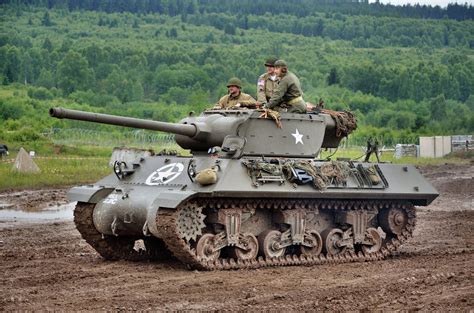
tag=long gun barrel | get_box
[49,107,197,137]
[49,107,353,157]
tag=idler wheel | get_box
[322,228,347,256]
[361,227,383,254]
[196,233,220,262]
[231,233,259,261]
[299,230,323,256]
[258,230,286,258]
[74,202,171,261]
[379,207,408,235]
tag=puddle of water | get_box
[0,202,77,222]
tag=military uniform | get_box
[257,72,279,103]
[257,57,279,103]
[214,77,257,110]
[364,138,380,162]
[215,92,257,110]
[266,60,306,114]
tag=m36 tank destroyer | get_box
[50,107,438,270]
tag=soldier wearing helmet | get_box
[265,60,306,114]
[213,77,257,110]
[257,57,279,104]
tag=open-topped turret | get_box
[50,107,354,157]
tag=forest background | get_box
[0,0,473,154]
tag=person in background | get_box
[213,77,257,110]
[265,60,306,114]
[364,137,380,162]
[0,144,9,159]
[257,57,279,104]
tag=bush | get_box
[69,90,120,107]
[0,99,25,120]
[27,87,54,100]
[9,128,44,142]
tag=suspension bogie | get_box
[180,198,413,268]
[74,198,416,270]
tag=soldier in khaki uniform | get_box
[257,57,279,104]
[265,60,306,114]
[213,77,257,110]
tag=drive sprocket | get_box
[175,203,206,242]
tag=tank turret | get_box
[50,107,353,157]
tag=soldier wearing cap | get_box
[265,60,306,114]
[257,57,279,104]
[213,77,257,110]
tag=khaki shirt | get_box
[257,73,279,103]
[215,92,257,110]
[267,71,303,109]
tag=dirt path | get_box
[0,164,473,310]
[0,188,68,211]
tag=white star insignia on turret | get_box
[292,129,304,145]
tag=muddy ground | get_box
[0,164,473,310]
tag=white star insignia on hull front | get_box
[145,163,184,185]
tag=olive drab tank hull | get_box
[50,107,438,270]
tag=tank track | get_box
[156,198,416,270]
[74,202,171,261]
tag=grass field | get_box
[0,157,110,190]
[320,147,473,165]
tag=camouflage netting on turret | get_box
[320,109,357,138]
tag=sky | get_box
[368,0,473,7]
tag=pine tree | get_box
[41,11,52,27]
[327,67,340,85]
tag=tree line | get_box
[5,0,474,20]
[1,9,471,103]
[187,11,473,48]
[0,3,473,147]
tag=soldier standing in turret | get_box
[264,60,307,114]
[213,77,257,110]
[257,57,279,104]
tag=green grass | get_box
[320,148,472,165]
[4,142,116,158]
[0,142,186,190]
[0,157,110,190]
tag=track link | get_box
[156,198,416,270]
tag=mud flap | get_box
[68,185,115,203]
[146,190,197,238]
